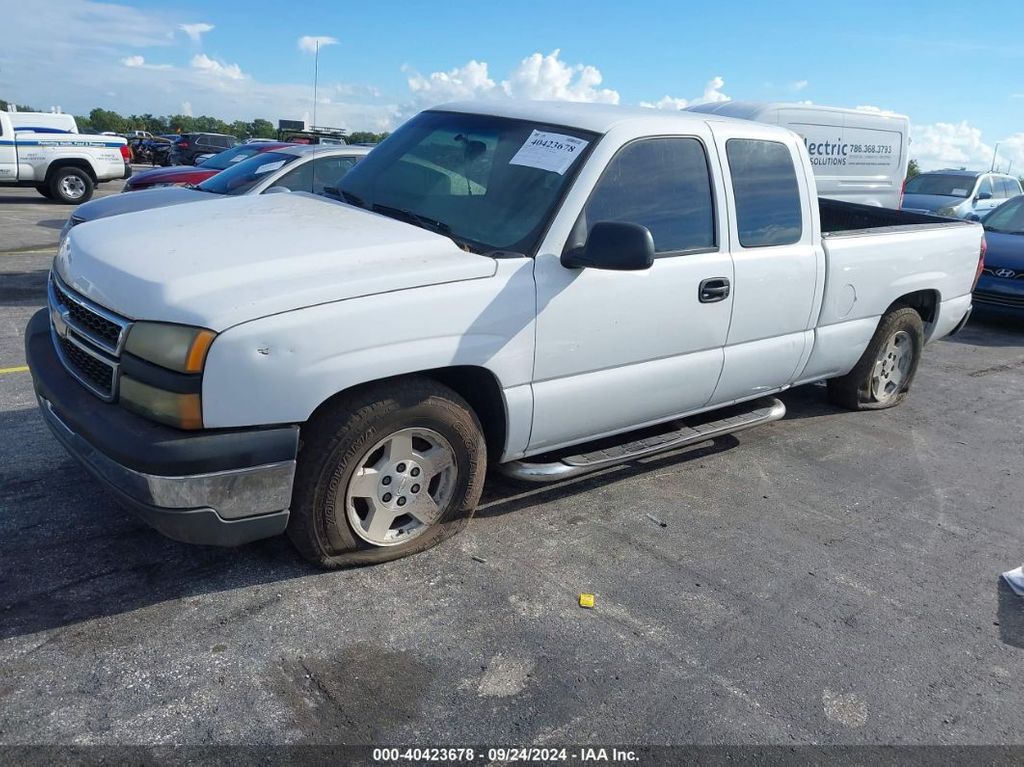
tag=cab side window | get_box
[581,137,716,255]
[725,139,802,248]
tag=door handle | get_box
[699,277,730,303]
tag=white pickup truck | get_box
[0,112,131,203]
[26,102,982,567]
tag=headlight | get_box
[120,322,216,430]
[125,322,216,373]
[120,377,203,430]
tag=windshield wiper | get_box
[340,190,365,208]
[372,203,452,236]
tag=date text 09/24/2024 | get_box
[372,747,640,762]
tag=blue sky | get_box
[3,0,1023,169]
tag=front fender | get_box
[201,259,536,429]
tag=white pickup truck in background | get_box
[0,111,130,203]
[26,102,982,567]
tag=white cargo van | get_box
[687,102,910,208]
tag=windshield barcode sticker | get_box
[509,130,588,175]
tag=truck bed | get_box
[819,197,970,236]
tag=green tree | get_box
[249,118,275,139]
[88,108,128,133]
[906,159,921,180]
[346,131,389,145]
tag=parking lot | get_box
[1,184,1023,746]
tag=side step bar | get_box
[498,397,786,483]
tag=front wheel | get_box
[827,307,924,410]
[35,184,53,199]
[288,378,486,568]
[49,167,94,204]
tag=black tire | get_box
[35,184,53,199]
[827,307,924,410]
[288,378,487,568]
[49,167,94,205]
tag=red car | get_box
[123,142,294,191]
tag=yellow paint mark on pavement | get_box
[0,366,30,374]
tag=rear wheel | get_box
[827,307,924,410]
[49,167,94,204]
[288,378,486,568]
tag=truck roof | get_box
[435,99,787,137]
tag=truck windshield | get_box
[904,174,974,198]
[197,151,300,195]
[337,111,598,254]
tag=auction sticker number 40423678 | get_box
[509,130,590,175]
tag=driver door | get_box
[529,131,734,453]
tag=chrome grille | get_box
[48,271,131,401]
[974,291,1024,309]
[56,333,115,393]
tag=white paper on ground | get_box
[509,130,589,175]
[1002,565,1024,596]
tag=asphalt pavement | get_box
[1,186,1023,747]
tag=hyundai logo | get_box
[994,268,1017,279]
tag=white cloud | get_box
[639,95,691,111]
[181,101,193,117]
[179,22,214,43]
[405,59,497,101]
[404,50,619,109]
[501,50,619,103]
[120,54,170,70]
[911,120,1024,173]
[190,53,246,80]
[640,76,731,110]
[791,79,809,91]
[298,35,339,54]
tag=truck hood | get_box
[57,192,497,330]
[74,187,212,224]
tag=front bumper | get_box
[973,275,1024,317]
[25,309,298,546]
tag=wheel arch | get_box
[45,158,99,184]
[886,289,939,330]
[305,366,510,461]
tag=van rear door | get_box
[780,107,908,208]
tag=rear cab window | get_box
[725,139,803,247]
